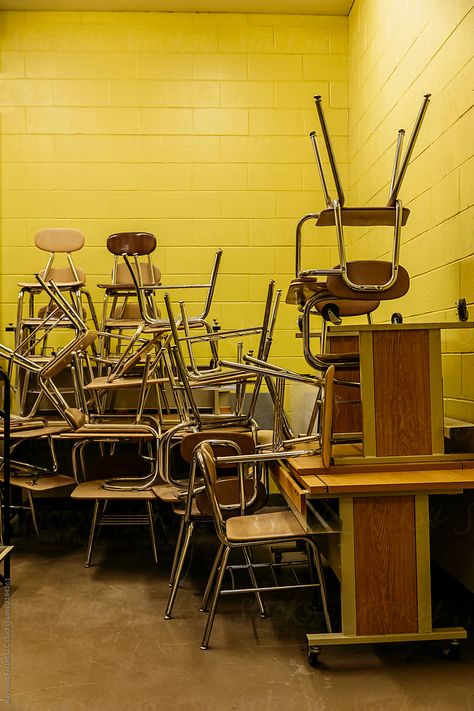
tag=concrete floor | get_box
[2,499,474,711]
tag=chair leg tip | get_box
[164,614,171,620]
[200,645,208,651]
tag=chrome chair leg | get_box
[84,499,101,568]
[201,545,231,650]
[146,500,158,564]
[242,546,267,618]
[164,520,195,619]
[27,490,41,540]
[169,517,186,587]
[200,541,225,613]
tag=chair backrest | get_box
[34,228,86,284]
[35,228,85,253]
[195,441,232,538]
[115,261,161,286]
[107,232,156,257]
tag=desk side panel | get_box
[372,330,433,456]
[353,495,418,635]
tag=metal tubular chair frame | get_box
[195,441,332,650]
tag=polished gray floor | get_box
[2,501,474,711]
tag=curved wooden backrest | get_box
[115,261,161,285]
[107,232,156,256]
[180,430,255,465]
[326,261,410,301]
[35,228,85,253]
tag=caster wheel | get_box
[443,640,461,661]
[391,312,403,324]
[274,552,283,564]
[307,646,321,667]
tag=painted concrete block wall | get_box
[0,10,348,369]
[348,0,473,421]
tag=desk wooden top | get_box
[327,321,474,334]
[285,455,474,495]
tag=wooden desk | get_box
[272,457,474,660]
[327,321,474,462]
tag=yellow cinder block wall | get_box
[348,0,474,421]
[0,5,472,418]
[0,10,347,370]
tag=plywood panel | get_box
[373,330,432,456]
[328,335,362,434]
[353,496,418,635]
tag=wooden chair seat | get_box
[226,509,305,542]
[316,206,410,227]
[71,479,156,500]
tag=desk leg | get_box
[307,494,467,655]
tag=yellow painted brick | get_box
[2,245,49,275]
[51,190,168,220]
[165,81,219,108]
[193,54,247,81]
[220,191,275,219]
[274,27,329,54]
[249,108,305,136]
[460,157,474,211]
[303,55,347,81]
[0,220,27,246]
[247,15,303,27]
[109,80,165,107]
[248,164,302,191]
[329,81,348,108]
[0,51,25,78]
[248,55,302,81]
[27,107,138,134]
[165,192,220,219]
[460,256,474,303]
[194,108,248,136]
[445,399,474,424]
[193,219,249,246]
[138,108,193,135]
[249,218,294,246]
[1,107,26,133]
[214,274,250,303]
[4,162,192,192]
[192,14,247,27]
[329,24,348,54]
[1,190,55,219]
[275,82,328,109]
[442,353,463,399]
[128,26,219,53]
[0,134,53,162]
[218,26,274,53]
[220,81,274,108]
[462,354,474,400]
[445,211,474,262]
[82,11,193,26]
[137,53,192,80]
[277,136,347,164]
[52,79,109,107]
[220,136,275,163]
[276,191,323,219]
[192,164,247,191]
[52,134,220,164]
[431,170,460,226]
[26,52,138,80]
[162,246,218,274]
